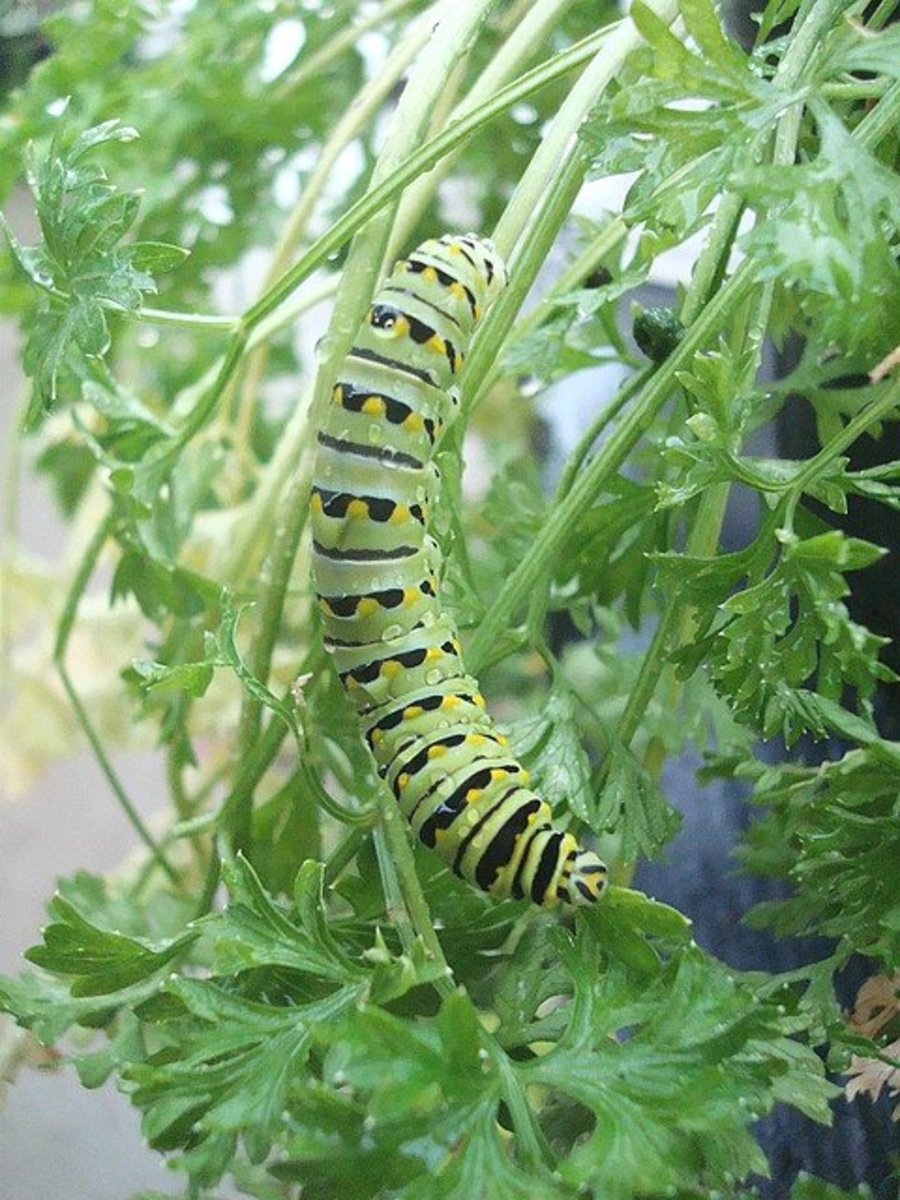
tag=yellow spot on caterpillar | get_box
[398,772,410,791]
[449,281,465,300]
[427,744,447,760]
[402,587,419,606]
[426,333,446,355]
[451,637,462,654]
[423,266,438,282]
[389,503,410,524]
[527,810,538,824]
[425,646,443,661]
[447,243,461,255]
[362,395,386,416]
[403,705,424,720]
[465,788,482,804]
[394,314,410,337]
[520,768,531,783]
[356,597,379,618]
[347,498,369,519]
[440,694,461,709]
[466,733,487,746]
[381,660,402,679]
[473,693,486,708]
[332,385,344,404]
[403,412,425,433]
[310,491,324,513]
[317,598,331,615]
[490,768,507,783]
[497,734,510,748]
[473,303,482,321]
[371,729,384,746]
[454,351,464,372]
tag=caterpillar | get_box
[310,233,608,907]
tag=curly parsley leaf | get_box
[3,116,186,427]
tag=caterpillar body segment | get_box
[310,233,608,907]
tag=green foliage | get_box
[2,0,899,1196]
[2,115,185,425]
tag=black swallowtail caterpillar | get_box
[311,233,608,907]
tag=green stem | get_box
[373,785,454,992]
[467,258,758,672]
[271,0,422,102]
[787,375,900,519]
[389,0,576,254]
[854,78,900,149]
[556,367,653,500]
[244,16,616,334]
[141,15,639,471]
[494,1050,557,1172]
[613,0,860,759]
[525,366,652,637]
[616,484,730,752]
[138,307,237,332]
[52,509,180,885]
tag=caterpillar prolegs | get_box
[310,234,607,907]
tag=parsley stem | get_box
[138,307,238,331]
[468,259,758,673]
[854,78,900,149]
[786,374,900,522]
[270,0,422,102]
[52,508,181,886]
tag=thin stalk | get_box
[52,509,180,885]
[524,367,652,636]
[229,490,314,854]
[242,18,628,332]
[460,0,680,424]
[372,790,454,991]
[388,0,575,254]
[0,389,27,680]
[493,0,678,260]
[324,826,369,886]
[464,141,592,413]
[854,78,900,149]
[271,0,421,102]
[556,367,653,501]
[138,307,238,332]
[613,0,861,760]
[786,374,900,523]
[140,16,633,470]
[232,6,435,457]
[616,485,729,753]
[467,258,758,672]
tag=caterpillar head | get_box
[563,848,608,906]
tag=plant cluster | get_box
[0,0,898,1197]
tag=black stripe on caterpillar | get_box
[310,233,607,907]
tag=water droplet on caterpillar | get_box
[314,333,337,364]
[425,668,443,685]
[381,623,403,642]
[367,423,382,444]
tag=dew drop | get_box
[511,102,538,125]
[314,333,337,364]
[425,668,443,685]
[382,624,403,642]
